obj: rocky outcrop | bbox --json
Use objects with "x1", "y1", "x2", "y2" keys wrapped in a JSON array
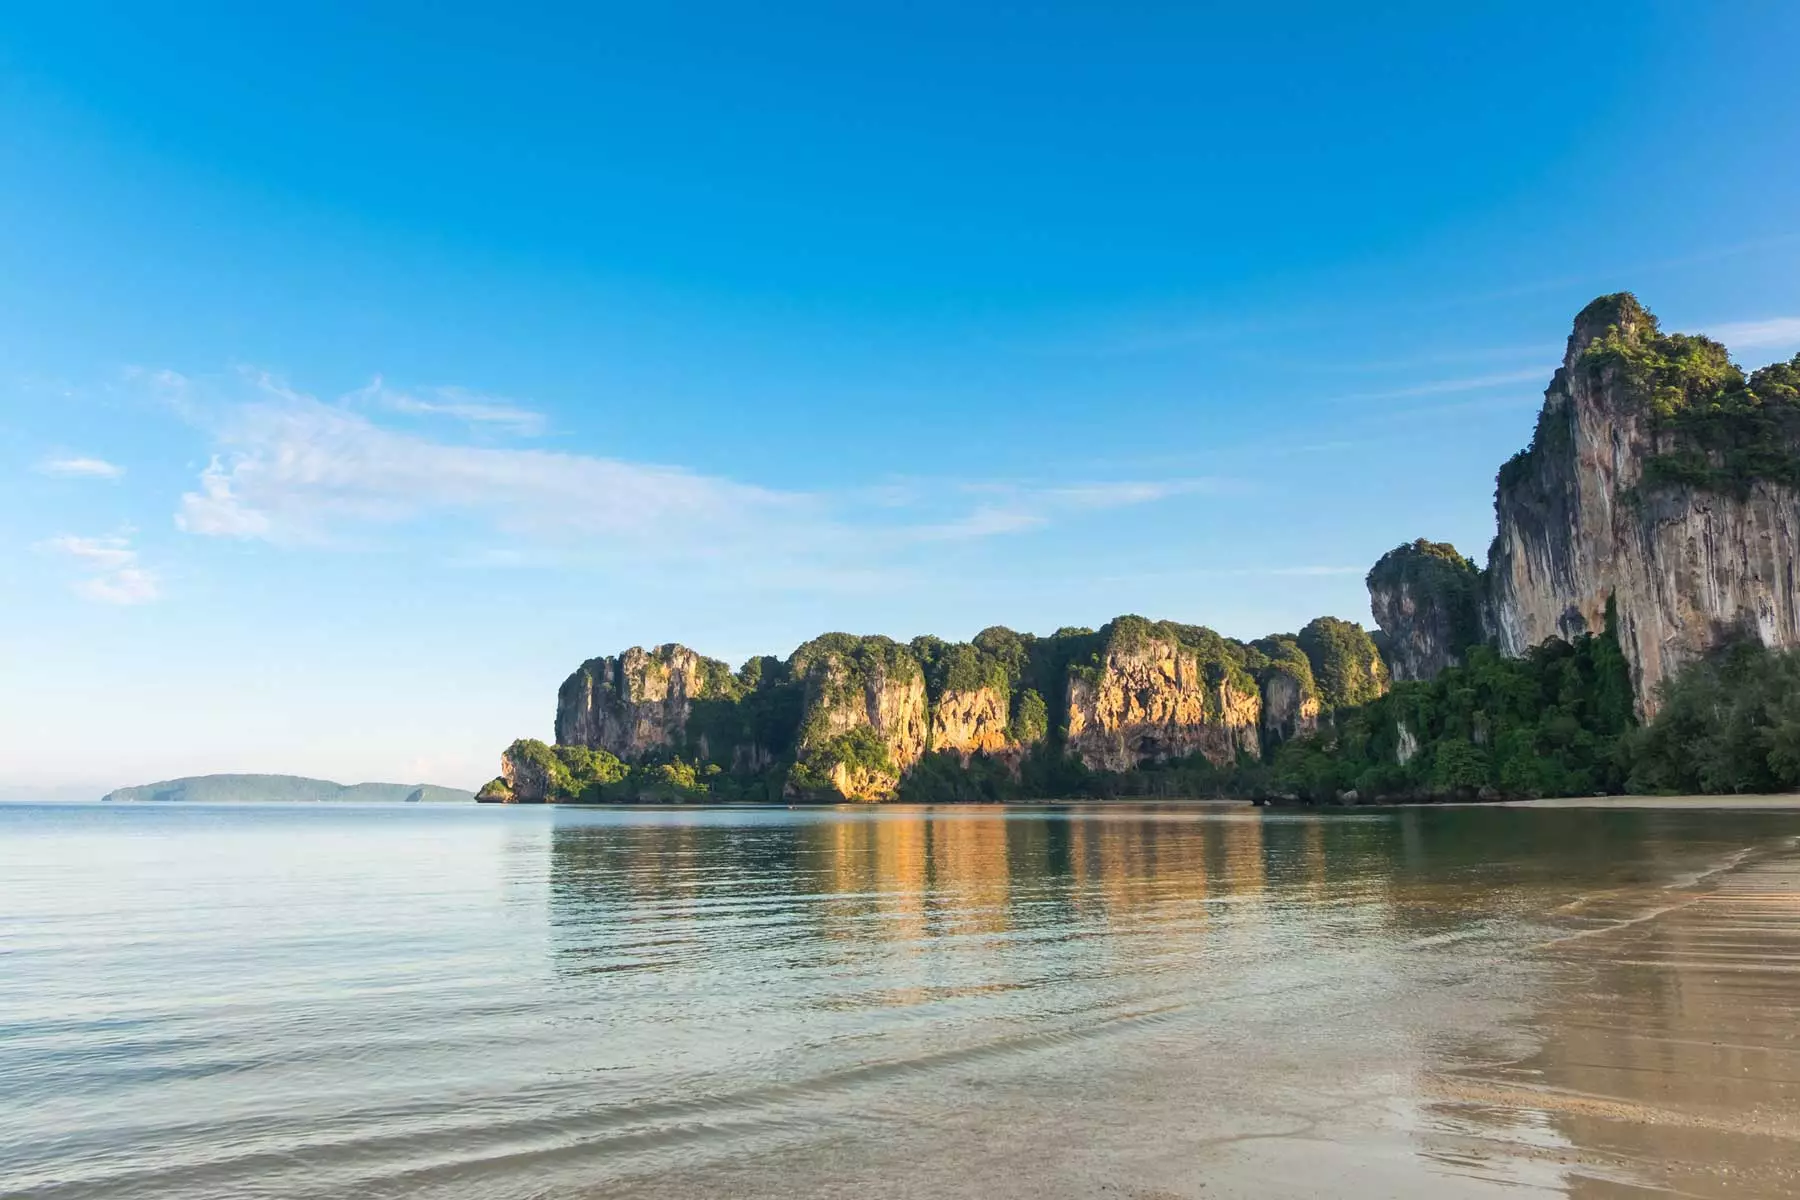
[
  {"x1": 497, "y1": 741, "x2": 553, "y2": 803},
  {"x1": 1258, "y1": 670, "x2": 1320, "y2": 744},
  {"x1": 1486, "y1": 294, "x2": 1800, "y2": 713},
  {"x1": 788, "y1": 635, "x2": 929, "y2": 801},
  {"x1": 930, "y1": 686, "x2": 1013, "y2": 758},
  {"x1": 1366, "y1": 540, "x2": 1484, "y2": 682},
  {"x1": 1065, "y1": 622, "x2": 1261, "y2": 772},
  {"x1": 555, "y1": 644, "x2": 733, "y2": 759},
  {"x1": 1250, "y1": 635, "x2": 1321, "y2": 744}
]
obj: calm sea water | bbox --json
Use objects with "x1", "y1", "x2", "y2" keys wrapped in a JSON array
[{"x1": 3, "y1": 801, "x2": 1798, "y2": 1199}]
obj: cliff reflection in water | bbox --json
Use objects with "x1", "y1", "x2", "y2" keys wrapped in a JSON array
[{"x1": 533, "y1": 804, "x2": 1800, "y2": 1199}]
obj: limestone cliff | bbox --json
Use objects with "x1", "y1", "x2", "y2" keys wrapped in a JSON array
[
  {"x1": 929, "y1": 685, "x2": 1013, "y2": 757},
  {"x1": 787, "y1": 635, "x2": 929, "y2": 801},
  {"x1": 1257, "y1": 670, "x2": 1320, "y2": 744},
  {"x1": 504, "y1": 612, "x2": 1393, "y2": 801},
  {"x1": 1486, "y1": 294, "x2": 1800, "y2": 712},
  {"x1": 1065, "y1": 619, "x2": 1261, "y2": 772},
  {"x1": 1249, "y1": 635, "x2": 1320, "y2": 744},
  {"x1": 555, "y1": 644, "x2": 735, "y2": 759},
  {"x1": 1366, "y1": 540, "x2": 1483, "y2": 682}
]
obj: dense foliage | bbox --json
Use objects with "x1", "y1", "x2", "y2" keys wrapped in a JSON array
[
  {"x1": 1269, "y1": 605, "x2": 1635, "y2": 803},
  {"x1": 492, "y1": 738, "x2": 727, "y2": 803},
  {"x1": 1624, "y1": 641, "x2": 1800, "y2": 794},
  {"x1": 1295, "y1": 617, "x2": 1389, "y2": 710},
  {"x1": 1247, "y1": 635, "x2": 1317, "y2": 700}
]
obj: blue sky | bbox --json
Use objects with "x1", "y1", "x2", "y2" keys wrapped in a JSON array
[{"x1": 5, "y1": 3, "x2": 1800, "y2": 795}]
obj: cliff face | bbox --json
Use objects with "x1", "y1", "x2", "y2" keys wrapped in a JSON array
[
  {"x1": 1258, "y1": 671, "x2": 1319, "y2": 744},
  {"x1": 1366, "y1": 540, "x2": 1484, "y2": 682},
  {"x1": 789, "y1": 635, "x2": 929, "y2": 801},
  {"x1": 496, "y1": 743, "x2": 549, "y2": 803},
  {"x1": 505, "y1": 612, "x2": 1390, "y2": 802},
  {"x1": 555, "y1": 644, "x2": 733, "y2": 758},
  {"x1": 1486, "y1": 295, "x2": 1800, "y2": 712},
  {"x1": 930, "y1": 685, "x2": 1012, "y2": 757},
  {"x1": 1065, "y1": 626, "x2": 1261, "y2": 772}
]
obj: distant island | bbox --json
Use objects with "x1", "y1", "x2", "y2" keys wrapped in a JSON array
[
  {"x1": 103, "y1": 774, "x2": 475, "y2": 804},
  {"x1": 478, "y1": 294, "x2": 1800, "y2": 807}
]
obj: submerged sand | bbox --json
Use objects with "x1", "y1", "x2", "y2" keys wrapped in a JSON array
[
  {"x1": 586, "y1": 812, "x2": 1800, "y2": 1200},
  {"x1": 10, "y1": 803, "x2": 1796, "y2": 1200}
]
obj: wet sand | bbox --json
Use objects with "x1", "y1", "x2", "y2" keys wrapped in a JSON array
[{"x1": 1508, "y1": 794, "x2": 1800, "y2": 809}]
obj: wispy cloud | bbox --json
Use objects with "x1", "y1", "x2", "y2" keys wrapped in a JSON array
[
  {"x1": 1094, "y1": 564, "x2": 1366, "y2": 585},
  {"x1": 1701, "y1": 317, "x2": 1800, "y2": 351},
  {"x1": 350, "y1": 378, "x2": 548, "y2": 435},
  {"x1": 176, "y1": 383, "x2": 800, "y2": 554},
  {"x1": 1329, "y1": 367, "x2": 1546, "y2": 404},
  {"x1": 39, "y1": 534, "x2": 161, "y2": 605},
  {"x1": 160, "y1": 370, "x2": 1227, "y2": 575},
  {"x1": 897, "y1": 477, "x2": 1232, "y2": 542},
  {"x1": 37, "y1": 456, "x2": 125, "y2": 479}
]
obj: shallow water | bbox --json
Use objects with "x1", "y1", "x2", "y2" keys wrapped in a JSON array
[{"x1": 2, "y1": 801, "x2": 1797, "y2": 1199}]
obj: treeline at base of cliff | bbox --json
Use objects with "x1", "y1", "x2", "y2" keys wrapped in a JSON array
[
  {"x1": 484, "y1": 292, "x2": 1800, "y2": 806},
  {"x1": 1272, "y1": 609, "x2": 1800, "y2": 803}
]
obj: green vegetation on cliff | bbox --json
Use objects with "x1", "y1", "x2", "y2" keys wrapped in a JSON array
[
  {"x1": 1095, "y1": 616, "x2": 1257, "y2": 691},
  {"x1": 1295, "y1": 616, "x2": 1389, "y2": 710},
  {"x1": 1572, "y1": 293, "x2": 1800, "y2": 498}
]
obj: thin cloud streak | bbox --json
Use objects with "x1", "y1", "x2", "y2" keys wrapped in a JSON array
[
  {"x1": 351, "y1": 378, "x2": 548, "y2": 435},
  {"x1": 1329, "y1": 367, "x2": 1546, "y2": 404},
  {"x1": 1095, "y1": 565, "x2": 1366, "y2": 584},
  {"x1": 39, "y1": 534, "x2": 161, "y2": 604},
  {"x1": 1701, "y1": 316, "x2": 1800, "y2": 351},
  {"x1": 160, "y1": 370, "x2": 1233, "y2": 579},
  {"x1": 38, "y1": 456, "x2": 125, "y2": 479}
]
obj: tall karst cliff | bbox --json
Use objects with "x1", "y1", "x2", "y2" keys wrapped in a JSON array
[
  {"x1": 485, "y1": 614, "x2": 1389, "y2": 803},
  {"x1": 1369, "y1": 293, "x2": 1800, "y2": 713}
]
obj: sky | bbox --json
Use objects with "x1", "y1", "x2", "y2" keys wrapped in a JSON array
[{"x1": 4, "y1": 3, "x2": 1800, "y2": 796}]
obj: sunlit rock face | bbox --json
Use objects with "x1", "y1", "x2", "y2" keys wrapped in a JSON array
[
  {"x1": 554, "y1": 644, "x2": 732, "y2": 758},
  {"x1": 1064, "y1": 624, "x2": 1261, "y2": 773},
  {"x1": 787, "y1": 635, "x2": 930, "y2": 802},
  {"x1": 496, "y1": 745, "x2": 547, "y2": 803},
  {"x1": 1486, "y1": 295, "x2": 1800, "y2": 713},
  {"x1": 930, "y1": 685, "x2": 1013, "y2": 758},
  {"x1": 519, "y1": 612, "x2": 1401, "y2": 801}
]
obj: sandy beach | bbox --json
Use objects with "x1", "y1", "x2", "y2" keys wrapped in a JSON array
[{"x1": 1507, "y1": 794, "x2": 1800, "y2": 809}]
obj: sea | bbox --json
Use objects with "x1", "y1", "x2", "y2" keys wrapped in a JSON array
[{"x1": 2, "y1": 800, "x2": 1797, "y2": 1199}]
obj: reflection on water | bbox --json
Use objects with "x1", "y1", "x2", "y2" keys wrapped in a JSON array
[{"x1": 1, "y1": 802, "x2": 1796, "y2": 1199}]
